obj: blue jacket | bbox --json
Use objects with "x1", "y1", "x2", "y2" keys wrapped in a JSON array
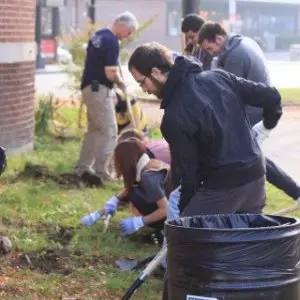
[{"x1": 160, "y1": 56, "x2": 282, "y2": 211}]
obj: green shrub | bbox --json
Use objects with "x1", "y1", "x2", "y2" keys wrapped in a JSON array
[{"x1": 35, "y1": 94, "x2": 54, "y2": 136}]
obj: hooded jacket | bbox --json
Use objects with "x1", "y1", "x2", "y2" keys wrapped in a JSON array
[
  {"x1": 160, "y1": 56, "x2": 282, "y2": 211},
  {"x1": 217, "y1": 34, "x2": 270, "y2": 125}
]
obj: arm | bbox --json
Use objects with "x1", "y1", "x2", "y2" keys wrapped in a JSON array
[
  {"x1": 116, "y1": 188, "x2": 128, "y2": 202},
  {"x1": 229, "y1": 73, "x2": 282, "y2": 129},
  {"x1": 143, "y1": 197, "x2": 168, "y2": 225},
  {"x1": 102, "y1": 188, "x2": 128, "y2": 215},
  {"x1": 174, "y1": 130, "x2": 201, "y2": 213},
  {"x1": 119, "y1": 171, "x2": 168, "y2": 236},
  {"x1": 104, "y1": 67, "x2": 126, "y2": 91},
  {"x1": 102, "y1": 37, "x2": 126, "y2": 91},
  {"x1": 165, "y1": 119, "x2": 201, "y2": 213}
]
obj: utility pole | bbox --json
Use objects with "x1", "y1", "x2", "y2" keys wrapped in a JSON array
[
  {"x1": 181, "y1": 0, "x2": 200, "y2": 17},
  {"x1": 88, "y1": 0, "x2": 96, "y2": 24},
  {"x1": 35, "y1": 1, "x2": 45, "y2": 69}
]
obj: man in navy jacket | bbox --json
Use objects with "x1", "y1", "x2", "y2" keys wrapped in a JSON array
[{"x1": 128, "y1": 42, "x2": 282, "y2": 215}]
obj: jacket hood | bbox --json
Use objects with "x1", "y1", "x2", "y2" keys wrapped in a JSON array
[
  {"x1": 218, "y1": 34, "x2": 242, "y2": 66},
  {"x1": 161, "y1": 56, "x2": 202, "y2": 109}
]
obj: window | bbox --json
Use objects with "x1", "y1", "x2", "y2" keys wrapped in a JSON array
[
  {"x1": 167, "y1": 2, "x2": 181, "y2": 37},
  {"x1": 41, "y1": 7, "x2": 54, "y2": 37}
]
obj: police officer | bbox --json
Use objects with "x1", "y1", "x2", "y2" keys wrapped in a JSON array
[{"x1": 75, "y1": 12, "x2": 139, "y2": 182}]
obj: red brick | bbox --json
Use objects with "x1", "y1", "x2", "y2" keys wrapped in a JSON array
[{"x1": 0, "y1": 0, "x2": 35, "y2": 153}]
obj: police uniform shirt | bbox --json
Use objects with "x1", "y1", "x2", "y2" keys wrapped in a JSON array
[{"x1": 81, "y1": 28, "x2": 119, "y2": 90}]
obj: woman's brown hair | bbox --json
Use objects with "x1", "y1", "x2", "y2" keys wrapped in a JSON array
[
  {"x1": 117, "y1": 128, "x2": 144, "y2": 144},
  {"x1": 114, "y1": 138, "x2": 147, "y2": 190}
]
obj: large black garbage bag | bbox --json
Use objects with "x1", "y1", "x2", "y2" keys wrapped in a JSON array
[{"x1": 165, "y1": 214, "x2": 300, "y2": 300}]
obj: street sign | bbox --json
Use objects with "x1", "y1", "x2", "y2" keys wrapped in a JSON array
[{"x1": 41, "y1": 39, "x2": 57, "y2": 59}]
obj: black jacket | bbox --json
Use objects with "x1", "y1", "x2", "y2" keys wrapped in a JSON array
[{"x1": 160, "y1": 56, "x2": 282, "y2": 212}]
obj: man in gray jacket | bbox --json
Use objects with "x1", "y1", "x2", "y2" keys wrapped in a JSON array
[{"x1": 197, "y1": 21, "x2": 300, "y2": 203}]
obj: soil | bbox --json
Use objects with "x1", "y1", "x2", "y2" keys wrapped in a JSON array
[{"x1": 14, "y1": 163, "x2": 103, "y2": 188}]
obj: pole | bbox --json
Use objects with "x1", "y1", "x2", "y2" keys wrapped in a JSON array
[
  {"x1": 181, "y1": 0, "x2": 200, "y2": 17},
  {"x1": 52, "y1": 7, "x2": 60, "y2": 62},
  {"x1": 35, "y1": 2, "x2": 46, "y2": 69},
  {"x1": 88, "y1": 0, "x2": 96, "y2": 24}
]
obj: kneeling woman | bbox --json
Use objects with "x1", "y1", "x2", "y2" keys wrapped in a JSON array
[{"x1": 80, "y1": 138, "x2": 171, "y2": 236}]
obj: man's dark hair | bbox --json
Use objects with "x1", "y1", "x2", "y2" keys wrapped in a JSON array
[
  {"x1": 198, "y1": 21, "x2": 227, "y2": 44},
  {"x1": 181, "y1": 13, "x2": 205, "y2": 33},
  {"x1": 128, "y1": 42, "x2": 173, "y2": 76}
]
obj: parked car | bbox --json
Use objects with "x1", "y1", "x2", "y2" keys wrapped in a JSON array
[{"x1": 57, "y1": 45, "x2": 73, "y2": 64}]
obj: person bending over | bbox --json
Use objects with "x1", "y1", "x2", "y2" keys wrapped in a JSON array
[{"x1": 80, "y1": 138, "x2": 172, "y2": 237}]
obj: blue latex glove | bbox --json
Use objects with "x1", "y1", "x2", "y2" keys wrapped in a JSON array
[
  {"x1": 80, "y1": 211, "x2": 102, "y2": 227},
  {"x1": 119, "y1": 216, "x2": 144, "y2": 236},
  {"x1": 104, "y1": 195, "x2": 119, "y2": 216},
  {"x1": 167, "y1": 185, "x2": 181, "y2": 220}
]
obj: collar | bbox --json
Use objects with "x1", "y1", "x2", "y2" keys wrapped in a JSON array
[{"x1": 136, "y1": 153, "x2": 151, "y2": 182}]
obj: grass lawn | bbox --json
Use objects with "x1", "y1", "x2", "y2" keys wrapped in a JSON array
[
  {"x1": 279, "y1": 88, "x2": 300, "y2": 104},
  {"x1": 0, "y1": 135, "x2": 161, "y2": 300},
  {"x1": 0, "y1": 108, "x2": 299, "y2": 299}
]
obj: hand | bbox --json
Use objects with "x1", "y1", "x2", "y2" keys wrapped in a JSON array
[
  {"x1": 80, "y1": 211, "x2": 102, "y2": 227},
  {"x1": 104, "y1": 195, "x2": 119, "y2": 216},
  {"x1": 252, "y1": 121, "x2": 272, "y2": 147},
  {"x1": 119, "y1": 216, "x2": 144, "y2": 236},
  {"x1": 118, "y1": 80, "x2": 127, "y2": 93}
]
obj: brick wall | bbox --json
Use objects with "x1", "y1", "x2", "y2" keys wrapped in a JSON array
[{"x1": 0, "y1": 0, "x2": 36, "y2": 154}]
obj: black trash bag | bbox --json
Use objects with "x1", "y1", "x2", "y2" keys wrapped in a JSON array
[{"x1": 165, "y1": 214, "x2": 300, "y2": 300}]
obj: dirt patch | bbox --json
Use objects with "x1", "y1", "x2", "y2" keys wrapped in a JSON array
[
  {"x1": 14, "y1": 163, "x2": 103, "y2": 188},
  {"x1": 10, "y1": 248, "x2": 113, "y2": 276},
  {"x1": 0, "y1": 217, "x2": 25, "y2": 229},
  {"x1": 17, "y1": 248, "x2": 72, "y2": 275},
  {"x1": 46, "y1": 226, "x2": 76, "y2": 246}
]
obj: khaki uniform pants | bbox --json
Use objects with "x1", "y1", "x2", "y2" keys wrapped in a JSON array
[{"x1": 76, "y1": 84, "x2": 117, "y2": 175}]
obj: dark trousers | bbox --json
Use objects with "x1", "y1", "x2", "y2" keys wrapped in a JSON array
[
  {"x1": 247, "y1": 106, "x2": 300, "y2": 200},
  {"x1": 266, "y1": 157, "x2": 300, "y2": 200},
  {"x1": 162, "y1": 176, "x2": 266, "y2": 300}
]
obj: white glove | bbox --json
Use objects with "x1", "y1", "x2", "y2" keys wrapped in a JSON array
[{"x1": 252, "y1": 121, "x2": 272, "y2": 147}]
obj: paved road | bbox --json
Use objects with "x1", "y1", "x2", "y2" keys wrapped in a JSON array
[
  {"x1": 35, "y1": 59, "x2": 300, "y2": 98},
  {"x1": 262, "y1": 107, "x2": 300, "y2": 182}
]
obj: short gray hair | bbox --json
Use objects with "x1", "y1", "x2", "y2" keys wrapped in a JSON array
[{"x1": 113, "y1": 11, "x2": 139, "y2": 30}]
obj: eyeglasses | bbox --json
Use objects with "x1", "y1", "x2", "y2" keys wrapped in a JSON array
[{"x1": 137, "y1": 76, "x2": 147, "y2": 87}]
